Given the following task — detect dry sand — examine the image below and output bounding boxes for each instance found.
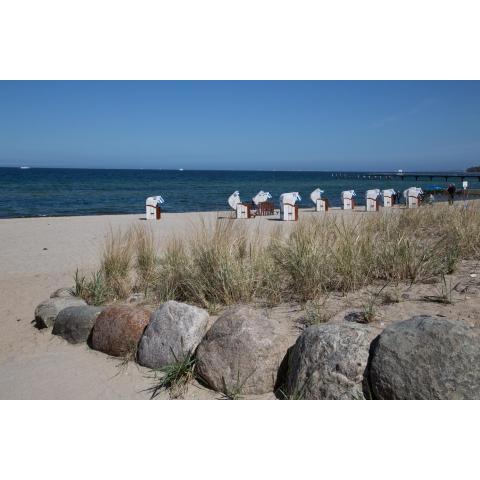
[1,206,479,399]
[0,210,297,399]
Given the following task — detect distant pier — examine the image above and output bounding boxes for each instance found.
[331,172,480,182]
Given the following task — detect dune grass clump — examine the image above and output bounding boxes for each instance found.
[443,205,480,259]
[132,225,158,295]
[219,371,249,400]
[269,218,336,301]
[423,273,459,305]
[188,220,264,306]
[364,212,456,284]
[151,220,269,310]
[73,227,136,305]
[73,203,480,308]
[303,295,334,326]
[100,227,134,300]
[146,351,196,399]
[71,269,110,306]
[152,238,193,303]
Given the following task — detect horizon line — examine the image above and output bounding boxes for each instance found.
[0,166,476,174]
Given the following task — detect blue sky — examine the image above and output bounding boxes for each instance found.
[0,81,479,171]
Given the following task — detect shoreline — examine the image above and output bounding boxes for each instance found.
[1,194,476,221]
[0,204,428,221]
[0,206,360,221]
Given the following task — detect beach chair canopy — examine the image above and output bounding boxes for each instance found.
[310,188,325,204]
[252,190,272,205]
[403,187,423,199]
[146,195,164,206]
[341,190,356,200]
[228,191,241,210]
[382,188,396,197]
[280,192,302,205]
[366,189,381,200]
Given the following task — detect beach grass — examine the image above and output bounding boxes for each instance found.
[100,227,134,300]
[74,204,480,307]
[71,269,110,306]
[146,351,196,399]
[132,224,158,294]
[303,295,334,326]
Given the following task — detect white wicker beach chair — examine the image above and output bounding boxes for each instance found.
[280,192,301,221]
[146,195,164,220]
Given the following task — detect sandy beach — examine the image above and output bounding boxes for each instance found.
[0,209,303,399]
[0,206,387,399]
[0,211,227,398]
[1,205,479,399]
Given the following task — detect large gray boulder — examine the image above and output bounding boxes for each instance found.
[369,316,480,399]
[52,305,103,343]
[286,323,380,399]
[34,297,87,328]
[195,305,291,395]
[137,301,209,368]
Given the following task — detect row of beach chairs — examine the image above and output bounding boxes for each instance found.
[226,187,424,221]
[145,187,425,221]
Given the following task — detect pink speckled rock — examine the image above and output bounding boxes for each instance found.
[91,305,151,357]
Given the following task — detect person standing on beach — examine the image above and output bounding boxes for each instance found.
[447,184,456,205]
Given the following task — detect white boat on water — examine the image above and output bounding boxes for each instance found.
[20,166,30,169]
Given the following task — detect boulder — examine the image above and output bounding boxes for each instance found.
[91,305,151,357]
[137,301,209,369]
[50,288,75,298]
[195,305,290,395]
[34,297,87,328]
[286,323,379,399]
[52,305,103,344]
[369,316,480,399]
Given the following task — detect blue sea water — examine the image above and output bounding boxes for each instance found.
[0,167,477,218]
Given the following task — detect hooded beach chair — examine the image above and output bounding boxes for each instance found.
[365,189,381,212]
[280,192,301,221]
[228,191,251,219]
[146,195,164,220]
[403,187,423,208]
[310,188,328,212]
[341,190,356,210]
[382,188,397,208]
[252,190,274,216]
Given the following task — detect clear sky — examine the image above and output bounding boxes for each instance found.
[0,81,479,171]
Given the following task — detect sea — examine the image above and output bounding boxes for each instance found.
[0,167,477,219]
